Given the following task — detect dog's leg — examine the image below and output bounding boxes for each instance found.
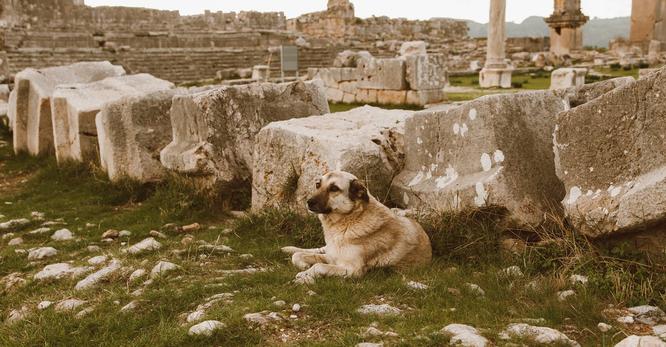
[294,263,364,284]
[291,252,327,270]
[281,246,325,255]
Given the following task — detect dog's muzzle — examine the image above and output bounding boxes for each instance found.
[307,197,331,214]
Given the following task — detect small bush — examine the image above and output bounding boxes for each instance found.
[609,63,621,70]
[511,82,523,89]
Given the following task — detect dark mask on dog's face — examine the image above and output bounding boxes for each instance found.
[306,171,369,215]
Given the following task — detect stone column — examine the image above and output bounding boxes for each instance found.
[480,0,513,89]
[546,0,588,55]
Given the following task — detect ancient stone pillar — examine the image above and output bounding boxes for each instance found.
[545,0,588,55]
[479,0,513,89]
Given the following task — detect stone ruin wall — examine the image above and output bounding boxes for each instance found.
[0,0,552,84]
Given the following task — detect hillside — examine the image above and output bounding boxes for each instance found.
[466,16,631,48]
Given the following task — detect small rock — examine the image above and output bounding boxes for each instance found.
[55,299,87,312]
[29,227,51,234]
[28,247,58,260]
[239,254,253,259]
[75,307,95,318]
[119,230,132,237]
[357,304,401,316]
[615,335,666,347]
[356,343,383,347]
[188,320,225,336]
[597,322,612,332]
[87,255,108,265]
[244,312,283,326]
[127,237,162,255]
[500,266,524,278]
[101,238,114,243]
[464,283,486,296]
[31,211,45,220]
[406,281,429,290]
[85,223,96,228]
[51,229,74,241]
[1,273,27,290]
[6,306,30,325]
[181,236,194,246]
[0,218,31,230]
[654,324,666,337]
[101,229,119,239]
[2,232,14,240]
[87,245,102,252]
[37,301,53,310]
[557,290,576,302]
[75,260,122,290]
[187,310,206,323]
[448,287,461,296]
[8,237,23,246]
[198,244,234,253]
[627,305,666,325]
[150,261,180,278]
[292,304,301,312]
[149,230,167,239]
[442,324,489,347]
[229,211,247,219]
[273,300,286,307]
[569,274,589,285]
[120,300,139,313]
[34,263,76,280]
[129,269,147,282]
[161,223,181,233]
[181,223,201,233]
[501,323,580,346]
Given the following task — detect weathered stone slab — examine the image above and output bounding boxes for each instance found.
[558,77,635,108]
[10,62,126,156]
[51,74,174,163]
[405,54,448,90]
[550,68,587,90]
[391,91,568,226]
[160,80,329,191]
[554,67,666,237]
[399,41,428,57]
[97,89,182,182]
[357,58,407,91]
[252,105,413,212]
[406,89,445,106]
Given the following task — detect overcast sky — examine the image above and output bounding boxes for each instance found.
[84,0,632,23]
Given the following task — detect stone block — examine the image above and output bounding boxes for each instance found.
[406,89,445,106]
[554,67,666,237]
[252,65,270,81]
[51,74,174,164]
[326,87,344,103]
[333,50,373,68]
[405,54,448,90]
[376,90,407,105]
[338,81,358,94]
[339,68,360,82]
[479,67,513,89]
[314,68,342,87]
[550,68,588,90]
[10,61,126,156]
[639,68,660,80]
[356,89,378,104]
[342,92,356,104]
[391,91,569,226]
[357,58,407,90]
[97,89,182,183]
[252,105,414,212]
[160,80,329,192]
[399,41,427,57]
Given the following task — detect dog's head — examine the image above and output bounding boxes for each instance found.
[306,171,369,215]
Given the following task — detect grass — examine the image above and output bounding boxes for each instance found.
[0,123,665,346]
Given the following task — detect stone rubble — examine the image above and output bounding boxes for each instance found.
[75,259,122,290]
[500,323,581,346]
[27,247,58,260]
[357,304,402,316]
[51,228,74,241]
[442,324,489,347]
[150,261,180,278]
[188,320,225,336]
[126,237,162,255]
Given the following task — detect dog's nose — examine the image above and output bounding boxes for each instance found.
[307,198,316,210]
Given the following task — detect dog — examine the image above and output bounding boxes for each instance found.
[281,171,432,284]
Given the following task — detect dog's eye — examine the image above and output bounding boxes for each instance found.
[315,182,321,189]
[329,185,340,192]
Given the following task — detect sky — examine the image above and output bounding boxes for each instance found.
[83,0,632,23]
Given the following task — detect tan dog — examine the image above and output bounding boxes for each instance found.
[282,171,432,284]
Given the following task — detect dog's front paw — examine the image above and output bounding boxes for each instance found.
[281,246,300,255]
[294,271,315,285]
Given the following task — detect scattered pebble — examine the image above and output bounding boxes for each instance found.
[357,304,401,316]
[51,228,74,241]
[8,237,23,246]
[617,316,635,324]
[0,218,31,231]
[569,274,589,286]
[500,266,524,278]
[615,335,666,347]
[149,230,167,239]
[129,269,147,282]
[119,230,132,237]
[127,237,162,255]
[292,304,301,312]
[75,307,95,318]
[500,323,580,347]
[244,312,284,326]
[75,260,122,290]
[239,253,253,259]
[1,273,26,290]
[28,227,51,235]
[597,322,612,332]
[27,247,58,260]
[188,320,225,336]
[442,324,489,347]
[6,306,30,325]
[37,301,53,310]
[187,310,206,323]
[273,300,286,307]
[406,281,429,290]
[87,255,108,265]
[87,245,102,252]
[181,223,201,233]
[464,283,486,296]
[120,301,139,313]
[55,299,87,312]
[557,290,576,302]
[627,305,666,325]
[150,261,180,278]
[101,229,119,239]
[34,263,92,281]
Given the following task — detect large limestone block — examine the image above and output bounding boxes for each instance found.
[252,106,413,212]
[399,41,428,57]
[160,80,329,191]
[550,68,588,90]
[97,89,182,183]
[391,91,568,226]
[405,54,448,90]
[51,74,174,164]
[554,67,666,237]
[11,62,126,156]
[357,58,407,91]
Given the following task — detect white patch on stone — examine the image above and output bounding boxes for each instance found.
[188,320,225,336]
[416,137,423,145]
[480,153,492,172]
[408,171,425,187]
[566,187,582,205]
[493,149,505,163]
[435,165,459,189]
[453,123,460,135]
[460,123,469,137]
[468,108,477,120]
[609,185,622,198]
[474,182,487,207]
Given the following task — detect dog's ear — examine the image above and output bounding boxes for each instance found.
[349,179,369,203]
